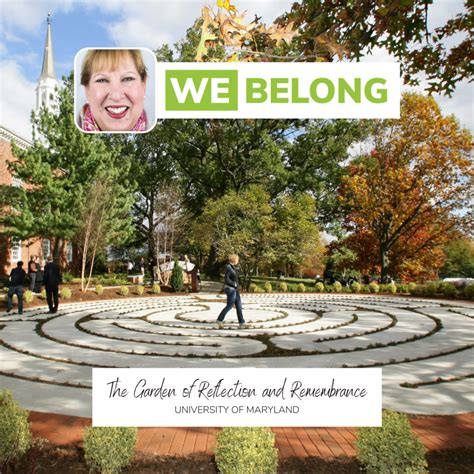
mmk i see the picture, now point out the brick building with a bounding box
[0,15,73,276]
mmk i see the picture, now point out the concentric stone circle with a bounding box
[0,293,472,416]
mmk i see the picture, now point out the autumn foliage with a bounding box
[339,93,472,280]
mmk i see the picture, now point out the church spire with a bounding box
[36,13,59,112]
[39,13,56,80]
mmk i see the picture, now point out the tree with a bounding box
[277,1,473,95]
[191,185,321,285]
[271,193,321,277]
[170,257,184,292]
[76,169,134,291]
[195,1,472,95]
[0,74,135,261]
[191,185,274,284]
[339,92,472,280]
[285,119,370,230]
[440,237,474,278]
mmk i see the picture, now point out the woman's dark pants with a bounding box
[217,287,245,324]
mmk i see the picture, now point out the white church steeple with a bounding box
[36,13,59,111]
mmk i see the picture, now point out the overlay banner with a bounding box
[157,62,400,119]
[92,368,382,427]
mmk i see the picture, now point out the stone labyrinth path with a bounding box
[0,294,472,416]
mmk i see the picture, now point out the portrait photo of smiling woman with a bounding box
[75,48,155,133]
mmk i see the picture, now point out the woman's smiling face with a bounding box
[85,54,146,131]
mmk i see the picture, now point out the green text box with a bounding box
[166,70,238,111]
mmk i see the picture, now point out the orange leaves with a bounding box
[195,7,218,62]
[266,21,298,46]
[194,1,301,62]
[340,92,472,279]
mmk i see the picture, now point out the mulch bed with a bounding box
[2,284,184,311]
[5,441,474,473]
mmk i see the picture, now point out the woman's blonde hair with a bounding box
[228,254,239,265]
[80,49,147,86]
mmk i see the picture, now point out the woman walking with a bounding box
[216,254,247,328]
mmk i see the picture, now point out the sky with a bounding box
[0,0,472,140]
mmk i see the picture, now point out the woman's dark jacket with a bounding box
[224,264,239,289]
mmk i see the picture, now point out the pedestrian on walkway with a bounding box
[28,255,37,291]
[216,254,246,328]
[43,256,61,313]
[35,259,45,293]
[6,261,26,315]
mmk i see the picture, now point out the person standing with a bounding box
[35,259,45,293]
[6,261,26,315]
[43,256,61,313]
[216,254,247,328]
[28,256,37,292]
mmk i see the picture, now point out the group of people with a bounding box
[6,256,62,315]
[6,251,243,324]
[27,255,44,293]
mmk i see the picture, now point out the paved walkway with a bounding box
[1,293,473,417]
[28,411,474,457]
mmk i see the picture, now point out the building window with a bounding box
[42,239,51,258]
[66,242,73,263]
[11,238,21,262]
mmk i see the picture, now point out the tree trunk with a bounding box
[380,245,390,281]
[205,242,221,278]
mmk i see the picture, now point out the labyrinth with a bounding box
[0,293,473,416]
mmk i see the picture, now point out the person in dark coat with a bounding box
[6,261,26,315]
[216,254,246,328]
[43,256,61,313]
[35,259,44,293]
[28,255,37,291]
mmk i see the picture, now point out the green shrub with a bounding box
[95,284,104,295]
[297,283,306,293]
[60,287,72,299]
[357,410,427,474]
[263,282,273,293]
[248,283,258,293]
[314,282,325,292]
[0,389,32,465]
[424,281,439,296]
[442,283,458,298]
[135,285,145,296]
[215,427,278,474]
[170,258,184,292]
[351,282,361,293]
[83,426,137,474]
[333,281,342,293]
[255,286,265,293]
[62,272,74,283]
[408,282,417,293]
[369,282,379,293]
[411,284,426,296]
[387,283,397,294]
[278,281,288,292]
[96,274,128,286]
[119,286,129,296]
[152,283,161,294]
[360,285,371,293]
[397,283,409,294]
[40,288,47,299]
[23,290,34,304]
[463,284,474,300]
